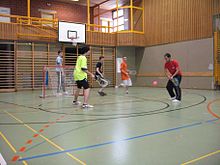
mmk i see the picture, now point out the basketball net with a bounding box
[70,37,77,47]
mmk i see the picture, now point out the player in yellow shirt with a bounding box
[73,45,95,108]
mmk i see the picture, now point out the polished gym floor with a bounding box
[0,87,220,165]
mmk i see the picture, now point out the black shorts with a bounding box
[95,74,100,80]
[76,78,89,89]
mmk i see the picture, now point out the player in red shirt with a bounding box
[164,53,182,103]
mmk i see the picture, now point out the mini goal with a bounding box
[40,65,76,98]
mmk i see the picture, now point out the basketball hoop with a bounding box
[70,37,77,47]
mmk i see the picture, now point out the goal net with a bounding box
[40,65,75,98]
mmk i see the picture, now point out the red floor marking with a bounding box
[12,155,20,161]
[11,114,67,162]
[19,147,26,152]
[207,99,220,120]
[33,134,39,138]
[44,125,49,128]
[39,129,44,132]
[26,139,33,144]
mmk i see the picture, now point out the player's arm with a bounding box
[164,68,172,79]
[170,62,180,79]
[96,67,104,77]
[80,57,94,78]
[56,57,64,73]
[121,69,128,75]
[81,67,95,78]
[120,64,128,75]
[96,62,104,77]
[171,67,180,79]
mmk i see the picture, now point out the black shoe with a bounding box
[98,91,105,96]
[102,92,107,96]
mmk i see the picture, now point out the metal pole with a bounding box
[116,0,118,32]
[27,0,30,24]
[130,0,133,31]
[87,0,90,31]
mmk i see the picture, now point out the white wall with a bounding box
[116,47,136,86]
[135,38,214,89]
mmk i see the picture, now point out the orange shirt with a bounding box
[120,60,130,80]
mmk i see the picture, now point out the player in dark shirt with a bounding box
[95,56,109,96]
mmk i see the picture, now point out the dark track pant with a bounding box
[166,75,182,101]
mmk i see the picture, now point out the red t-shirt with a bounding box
[120,61,130,80]
[164,60,182,76]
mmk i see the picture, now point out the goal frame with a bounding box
[41,65,75,98]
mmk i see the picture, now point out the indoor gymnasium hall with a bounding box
[0,0,220,165]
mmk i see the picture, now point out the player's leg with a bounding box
[166,80,175,99]
[96,75,108,96]
[61,74,67,94]
[83,88,90,104]
[95,75,103,96]
[73,81,81,105]
[57,71,62,95]
[122,79,129,94]
[126,78,132,94]
[81,79,93,108]
[125,85,129,94]
[173,76,182,101]
[99,78,108,96]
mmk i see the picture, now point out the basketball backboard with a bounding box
[58,21,86,43]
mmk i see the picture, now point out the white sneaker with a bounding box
[172,99,181,103]
[82,104,94,108]
[73,100,81,105]
[56,93,62,96]
[170,97,176,100]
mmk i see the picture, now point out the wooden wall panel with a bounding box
[117,33,146,46]
[86,31,116,46]
[17,25,57,42]
[15,43,60,91]
[86,31,145,47]
[0,23,146,47]
[16,50,33,89]
[213,0,220,15]
[0,43,15,91]
[0,23,57,42]
[0,23,17,40]
[144,0,220,46]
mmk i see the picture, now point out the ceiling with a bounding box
[55,0,131,9]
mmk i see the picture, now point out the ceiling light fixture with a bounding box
[71,0,79,1]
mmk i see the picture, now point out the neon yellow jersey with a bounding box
[74,55,87,81]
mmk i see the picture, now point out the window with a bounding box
[101,18,113,33]
[113,9,124,19]
[112,9,124,32]
[0,7,10,22]
[38,9,56,27]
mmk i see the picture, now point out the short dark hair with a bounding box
[164,53,171,58]
[79,45,90,54]
[58,50,62,54]
[99,56,104,60]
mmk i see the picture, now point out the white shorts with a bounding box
[122,79,132,86]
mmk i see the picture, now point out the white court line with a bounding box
[0,153,7,165]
